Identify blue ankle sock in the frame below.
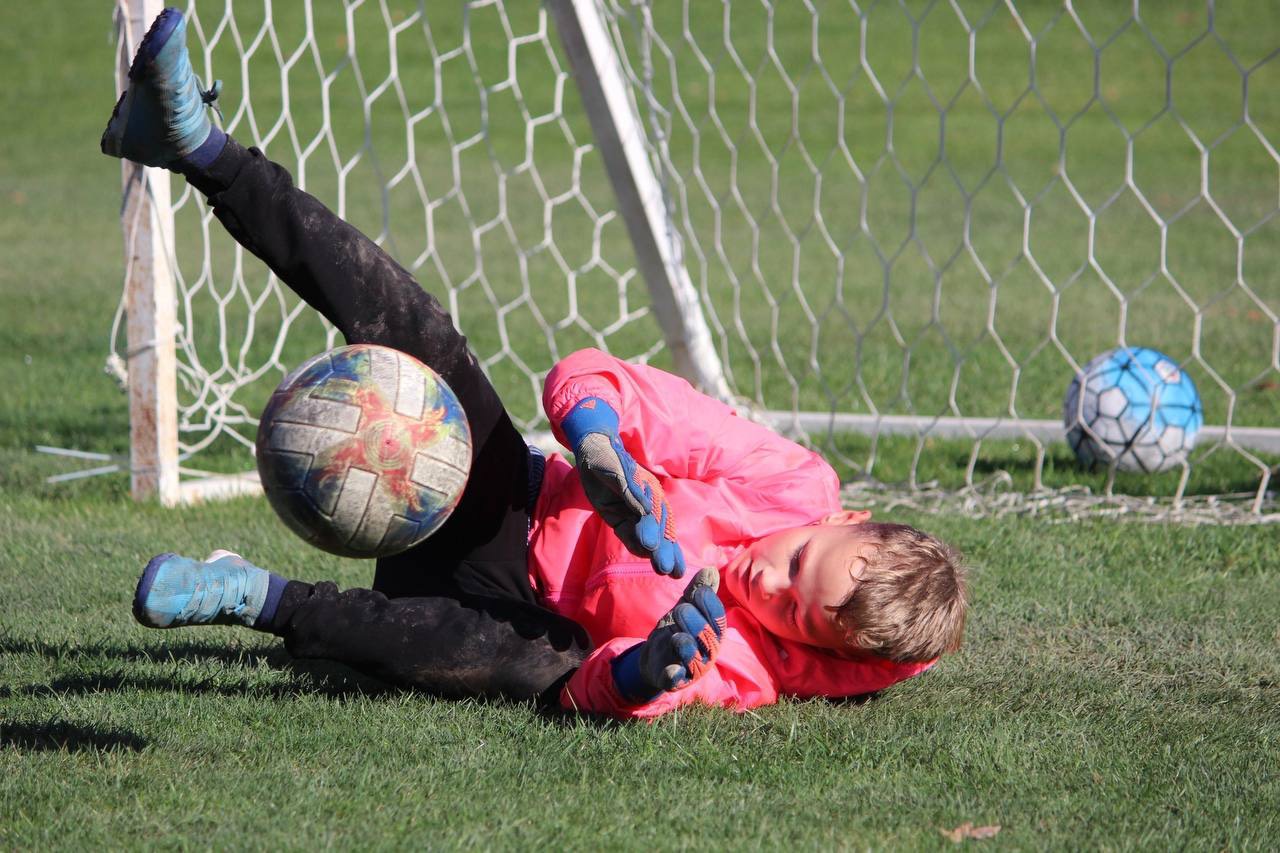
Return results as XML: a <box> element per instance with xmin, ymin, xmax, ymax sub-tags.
<box><xmin>256</xmin><ymin>572</ymin><xmax>288</xmax><ymax>630</ymax></box>
<box><xmin>178</xmin><ymin>125</ymin><xmax>227</xmax><ymax>173</ymax></box>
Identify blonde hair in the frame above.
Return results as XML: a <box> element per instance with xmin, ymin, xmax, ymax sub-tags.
<box><xmin>834</xmin><ymin>523</ymin><xmax>967</xmax><ymax>663</ymax></box>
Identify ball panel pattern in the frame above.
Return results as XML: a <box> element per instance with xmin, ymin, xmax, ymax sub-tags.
<box><xmin>1063</xmin><ymin>346</ymin><xmax>1204</xmax><ymax>473</ymax></box>
<box><xmin>395</xmin><ymin>358</ymin><xmax>426</xmax><ymax>420</ymax></box>
<box><xmin>255</xmin><ymin>344</ymin><xmax>473</xmax><ymax>558</ymax></box>
<box><xmin>331</xmin><ymin>467</ymin><xmax>379</xmax><ymax>549</ymax></box>
<box><xmin>410</xmin><ymin>431</ymin><xmax>470</xmax><ymax>500</ymax></box>
<box><xmin>273</xmin><ymin>395</ymin><xmax>364</xmax><ymax>433</ymax></box>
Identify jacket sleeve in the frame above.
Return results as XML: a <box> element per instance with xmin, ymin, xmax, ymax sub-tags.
<box><xmin>543</xmin><ymin>349</ymin><xmax>841</xmax><ymax>522</ymax></box>
<box><xmin>558</xmin><ymin>630</ymin><xmax>779</xmax><ymax>718</ymax></box>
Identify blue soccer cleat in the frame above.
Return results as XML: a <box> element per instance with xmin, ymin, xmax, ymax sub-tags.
<box><xmin>101</xmin><ymin>7</ymin><xmax>226</xmax><ymax>169</ymax></box>
<box><xmin>133</xmin><ymin>551</ymin><xmax>280</xmax><ymax>629</ymax></box>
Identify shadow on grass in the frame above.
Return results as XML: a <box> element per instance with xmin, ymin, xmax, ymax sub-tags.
<box><xmin>0</xmin><ymin>636</ymin><xmax>280</xmax><ymax>668</ymax></box>
<box><xmin>4</xmin><ymin>636</ymin><xmax>892</xmax><ymax>722</ymax></box>
<box><xmin>19</xmin><ymin>668</ymin><xmax>389</xmax><ymax>702</ymax></box>
<box><xmin>3</xmin><ymin>635</ymin><xmax>582</xmax><ymax>716</ymax></box>
<box><xmin>1</xmin><ymin>720</ymin><xmax>147</xmax><ymax>753</ymax></box>
<box><xmin>1</xmin><ymin>635</ymin><xmax>394</xmax><ymax>700</ymax></box>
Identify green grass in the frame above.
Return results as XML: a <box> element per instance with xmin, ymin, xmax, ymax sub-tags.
<box><xmin>2</xmin><ymin>494</ymin><xmax>1278</xmax><ymax>848</ymax></box>
<box><xmin>2</xmin><ymin>1</ymin><xmax>1279</xmax><ymax>848</ymax></box>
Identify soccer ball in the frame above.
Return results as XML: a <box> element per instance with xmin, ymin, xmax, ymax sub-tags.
<box><xmin>1063</xmin><ymin>346</ymin><xmax>1204</xmax><ymax>473</ymax></box>
<box><xmin>255</xmin><ymin>344</ymin><xmax>472</xmax><ymax>558</ymax></box>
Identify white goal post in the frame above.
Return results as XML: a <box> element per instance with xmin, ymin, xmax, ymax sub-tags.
<box><xmin>114</xmin><ymin>0</ymin><xmax>181</xmax><ymax>503</ymax></box>
<box><xmin>105</xmin><ymin>0</ymin><xmax>1280</xmax><ymax>514</ymax></box>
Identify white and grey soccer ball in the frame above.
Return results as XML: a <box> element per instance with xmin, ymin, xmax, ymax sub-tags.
<box><xmin>256</xmin><ymin>344</ymin><xmax>472</xmax><ymax>558</ymax></box>
<box><xmin>1063</xmin><ymin>347</ymin><xmax>1204</xmax><ymax>473</ymax></box>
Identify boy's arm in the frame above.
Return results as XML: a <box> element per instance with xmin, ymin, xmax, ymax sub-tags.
<box><xmin>563</xmin><ymin>624</ymin><xmax>938</xmax><ymax>717</ymax></box>
<box><xmin>545</xmin><ymin>349</ymin><xmax>842</xmax><ymax>522</ymax></box>
<box><xmin>559</xmin><ymin>571</ymin><xmax>777</xmax><ymax>718</ymax></box>
<box><xmin>560</xmin><ymin>629</ymin><xmax>779</xmax><ymax>718</ymax></box>
<box><xmin>559</xmin><ymin>396</ymin><xmax>687</xmax><ymax>577</ymax></box>
<box><xmin>608</xmin><ymin>569</ymin><xmax>726</xmax><ymax>703</ymax></box>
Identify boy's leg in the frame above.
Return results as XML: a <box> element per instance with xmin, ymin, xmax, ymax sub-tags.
<box><xmin>184</xmin><ymin>139</ymin><xmax>491</xmax><ymax>412</ymax></box>
<box><xmin>104</xmin><ymin>10</ymin><xmax>536</xmax><ymax>605</ymax></box>
<box><xmin>188</xmin><ymin>140</ymin><xmax>533</xmax><ymax>599</ymax></box>
<box><xmin>265</xmin><ymin>580</ymin><xmax>589</xmax><ymax>703</ymax></box>
<box><xmin>134</xmin><ymin>552</ymin><xmax>587</xmax><ymax>703</ymax></box>
<box><xmin>104</xmin><ymin>10</ymin><xmax>500</xmax><ymax>442</ymax></box>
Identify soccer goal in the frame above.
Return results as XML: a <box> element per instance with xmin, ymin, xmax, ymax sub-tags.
<box><xmin>104</xmin><ymin>0</ymin><xmax>1280</xmax><ymax>517</ymax></box>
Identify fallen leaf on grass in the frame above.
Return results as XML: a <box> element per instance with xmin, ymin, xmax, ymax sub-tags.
<box><xmin>940</xmin><ymin>823</ymin><xmax>1002</xmax><ymax>843</ymax></box>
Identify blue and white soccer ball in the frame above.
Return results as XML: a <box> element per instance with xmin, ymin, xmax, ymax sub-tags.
<box><xmin>1063</xmin><ymin>347</ymin><xmax>1204</xmax><ymax>473</ymax></box>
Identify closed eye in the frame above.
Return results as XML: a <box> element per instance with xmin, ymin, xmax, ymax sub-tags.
<box><xmin>788</xmin><ymin>541</ymin><xmax>807</xmax><ymax>579</ymax></box>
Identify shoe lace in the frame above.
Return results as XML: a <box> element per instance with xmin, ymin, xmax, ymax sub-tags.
<box><xmin>200</xmin><ymin>79</ymin><xmax>224</xmax><ymax>124</ymax></box>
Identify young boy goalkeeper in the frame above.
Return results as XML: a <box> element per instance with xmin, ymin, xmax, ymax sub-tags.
<box><xmin>105</xmin><ymin>9</ymin><xmax>967</xmax><ymax>717</ymax></box>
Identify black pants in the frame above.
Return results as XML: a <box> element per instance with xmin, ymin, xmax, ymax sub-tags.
<box><xmin>189</xmin><ymin>139</ymin><xmax>588</xmax><ymax>702</ymax></box>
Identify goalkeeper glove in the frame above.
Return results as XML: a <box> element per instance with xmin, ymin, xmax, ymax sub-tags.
<box><xmin>611</xmin><ymin>568</ymin><xmax>726</xmax><ymax>704</ymax></box>
<box><xmin>561</xmin><ymin>396</ymin><xmax>686</xmax><ymax>578</ymax></box>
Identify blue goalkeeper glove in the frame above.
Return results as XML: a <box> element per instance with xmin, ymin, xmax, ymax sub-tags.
<box><xmin>561</xmin><ymin>396</ymin><xmax>687</xmax><ymax>578</ymax></box>
<box><xmin>611</xmin><ymin>568</ymin><xmax>726</xmax><ymax>704</ymax></box>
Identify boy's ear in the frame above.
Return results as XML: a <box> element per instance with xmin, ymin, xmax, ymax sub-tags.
<box><xmin>819</xmin><ymin>509</ymin><xmax>872</xmax><ymax>526</ymax></box>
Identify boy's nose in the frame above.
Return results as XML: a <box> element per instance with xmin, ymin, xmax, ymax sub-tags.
<box><xmin>759</xmin><ymin>566</ymin><xmax>791</xmax><ymax>598</ymax></box>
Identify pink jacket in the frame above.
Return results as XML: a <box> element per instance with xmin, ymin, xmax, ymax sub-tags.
<box><xmin>532</xmin><ymin>349</ymin><xmax>934</xmax><ymax>717</ymax></box>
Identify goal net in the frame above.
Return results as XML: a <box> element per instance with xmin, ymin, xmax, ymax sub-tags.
<box><xmin>106</xmin><ymin>0</ymin><xmax>1280</xmax><ymax>517</ymax></box>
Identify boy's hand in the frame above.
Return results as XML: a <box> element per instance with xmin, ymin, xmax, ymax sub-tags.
<box><xmin>561</xmin><ymin>396</ymin><xmax>686</xmax><ymax>578</ymax></box>
<box><xmin>611</xmin><ymin>569</ymin><xmax>726</xmax><ymax>704</ymax></box>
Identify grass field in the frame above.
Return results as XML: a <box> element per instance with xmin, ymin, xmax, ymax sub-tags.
<box><xmin>2</xmin><ymin>1</ymin><xmax>1279</xmax><ymax>849</ymax></box>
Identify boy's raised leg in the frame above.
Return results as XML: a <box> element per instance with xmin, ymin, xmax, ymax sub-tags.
<box><xmin>101</xmin><ymin>8</ymin><xmax>226</xmax><ymax>170</ymax></box>
<box><xmin>187</xmin><ymin>141</ymin><xmax>537</xmax><ymax>599</ymax></box>
<box><xmin>101</xmin><ymin>8</ymin><xmax>536</xmax><ymax>599</ymax></box>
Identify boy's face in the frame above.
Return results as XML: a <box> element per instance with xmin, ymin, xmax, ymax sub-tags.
<box><xmin>722</xmin><ymin>510</ymin><xmax>875</xmax><ymax>651</ymax></box>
